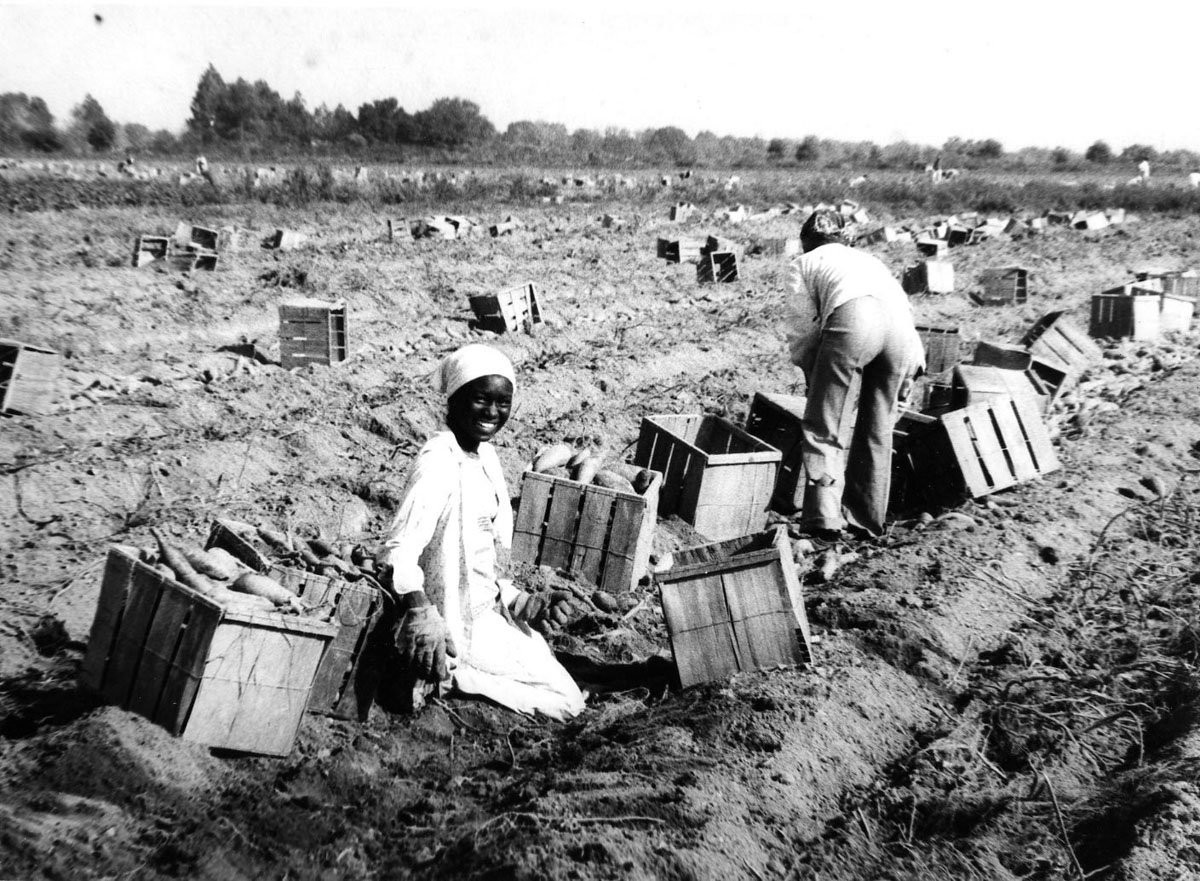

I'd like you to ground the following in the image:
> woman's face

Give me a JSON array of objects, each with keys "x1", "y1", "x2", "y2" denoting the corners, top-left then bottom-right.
[{"x1": 447, "y1": 374, "x2": 513, "y2": 448}]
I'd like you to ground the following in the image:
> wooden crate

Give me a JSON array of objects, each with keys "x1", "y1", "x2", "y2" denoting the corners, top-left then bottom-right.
[
  {"x1": 1161, "y1": 293, "x2": 1195, "y2": 333},
  {"x1": 744, "y1": 391, "x2": 808, "y2": 514},
  {"x1": 205, "y1": 520, "x2": 386, "y2": 721},
  {"x1": 907, "y1": 394, "x2": 1060, "y2": 501},
  {"x1": 916, "y1": 326, "x2": 965, "y2": 375},
  {"x1": 976, "y1": 267, "x2": 1031, "y2": 305},
  {"x1": 1, "y1": 339, "x2": 61, "y2": 416},
  {"x1": 468, "y1": 283, "x2": 543, "y2": 334},
  {"x1": 1156, "y1": 270, "x2": 1200, "y2": 306},
  {"x1": 759, "y1": 237, "x2": 801, "y2": 257},
  {"x1": 915, "y1": 238, "x2": 948, "y2": 258},
  {"x1": 663, "y1": 238, "x2": 702, "y2": 263},
  {"x1": 279, "y1": 299, "x2": 348, "y2": 369},
  {"x1": 1090, "y1": 289, "x2": 1161, "y2": 341},
  {"x1": 511, "y1": 470, "x2": 661, "y2": 594},
  {"x1": 902, "y1": 260, "x2": 954, "y2": 294},
  {"x1": 668, "y1": 203, "x2": 694, "y2": 222},
  {"x1": 972, "y1": 342, "x2": 1069, "y2": 407},
  {"x1": 80, "y1": 548, "x2": 338, "y2": 756},
  {"x1": 1021, "y1": 312, "x2": 1101, "y2": 374},
  {"x1": 633, "y1": 414, "x2": 780, "y2": 541},
  {"x1": 952, "y1": 365, "x2": 1048, "y2": 414},
  {"x1": 658, "y1": 529, "x2": 812, "y2": 689},
  {"x1": 132, "y1": 235, "x2": 170, "y2": 267},
  {"x1": 697, "y1": 251, "x2": 739, "y2": 283}
]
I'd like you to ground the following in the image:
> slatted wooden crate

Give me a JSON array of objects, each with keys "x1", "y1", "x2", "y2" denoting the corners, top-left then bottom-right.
[
  {"x1": 279, "y1": 299, "x2": 348, "y2": 369},
  {"x1": 1161, "y1": 293, "x2": 1195, "y2": 333},
  {"x1": 80, "y1": 548, "x2": 338, "y2": 756},
  {"x1": 697, "y1": 251, "x2": 739, "y2": 283},
  {"x1": 663, "y1": 238, "x2": 703, "y2": 263},
  {"x1": 744, "y1": 392, "x2": 808, "y2": 514},
  {"x1": 132, "y1": 235, "x2": 170, "y2": 267},
  {"x1": 658, "y1": 528, "x2": 812, "y2": 689},
  {"x1": 759, "y1": 237, "x2": 801, "y2": 257},
  {"x1": 915, "y1": 238, "x2": 948, "y2": 258},
  {"x1": 907, "y1": 394, "x2": 1060, "y2": 500},
  {"x1": 916, "y1": 326, "x2": 966, "y2": 375},
  {"x1": 173, "y1": 223, "x2": 219, "y2": 252},
  {"x1": 469, "y1": 283, "x2": 543, "y2": 334},
  {"x1": 634, "y1": 414, "x2": 780, "y2": 541},
  {"x1": 1090, "y1": 288, "x2": 1161, "y2": 341},
  {"x1": 902, "y1": 259, "x2": 954, "y2": 294},
  {"x1": 890, "y1": 409, "x2": 938, "y2": 512},
  {"x1": 1021, "y1": 312, "x2": 1101, "y2": 374},
  {"x1": 1156, "y1": 270, "x2": 1200, "y2": 306},
  {"x1": 972, "y1": 342, "x2": 1069, "y2": 408},
  {"x1": 205, "y1": 520, "x2": 386, "y2": 721},
  {"x1": 976, "y1": 266, "x2": 1032, "y2": 305},
  {"x1": 1, "y1": 339, "x2": 61, "y2": 416},
  {"x1": 668, "y1": 203, "x2": 694, "y2": 222},
  {"x1": 952, "y1": 365, "x2": 1048, "y2": 414},
  {"x1": 511, "y1": 470, "x2": 661, "y2": 594}
]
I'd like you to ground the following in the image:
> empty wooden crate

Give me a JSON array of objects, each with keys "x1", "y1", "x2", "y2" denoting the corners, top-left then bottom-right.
[
  {"x1": 906, "y1": 394, "x2": 1060, "y2": 501},
  {"x1": 512, "y1": 470, "x2": 661, "y2": 594},
  {"x1": 697, "y1": 252, "x2": 739, "y2": 283},
  {"x1": 205, "y1": 519, "x2": 385, "y2": 721},
  {"x1": 658, "y1": 529, "x2": 812, "y2": 689},
  {"x1": 279, "y1": 299, "x2": 348, "y2": 369},
  {"x1": 469, "y1": 283, "x2": 543, "y2": 333},
  {"x1": 902, "y1": 260, "x2": 954, "y2": 294},
  {"x1": 80, "y1": 548, "x2": 338, "y2": 756},
  {"x1": 1021, "y1": 312, "x2": 1101, "y2": 374},
  {"x1": 0, "y1": 339, "x2": 61, "y2": 416},
  {"x1": 663, "y1": 238, "x2": 702, "y2": 263},
  {"x1": 916, "y1": 326, "x2": 966, "y2": 375},
  {"x1": 976, "y1": 266, "x2": 1032, "y2": 305},
  {"x1": 634, "y1": 414, "x2": 780, "y2": 541},
  {"x1": 744, "y1": 392, "x2": 808, "y2": 513},
  {"x1": 1161, "y1": 293, "x2": 1195, "y2": 332},
  {"x1": 1090, "y1": 288, "x2": 1161, "y2": 341}
]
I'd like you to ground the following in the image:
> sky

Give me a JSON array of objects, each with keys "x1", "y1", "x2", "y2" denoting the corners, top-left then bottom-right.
[{"x1": 2, "y1": 0, "x2": 1199, "y2": 153}]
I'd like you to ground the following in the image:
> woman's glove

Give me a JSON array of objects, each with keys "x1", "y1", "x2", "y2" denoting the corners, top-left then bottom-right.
[{"x1": 395, "y1": 603, "x2": 457, "y2": 681}]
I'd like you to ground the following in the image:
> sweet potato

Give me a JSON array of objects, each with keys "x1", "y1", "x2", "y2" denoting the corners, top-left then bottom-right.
[
  {"x1": 591, "y1": 469, "x2": 636, "y2": 494},
  {"x1": 607, "y1": 462, "x2": 654, "y2": 494},
  {"x1": 231, "y1": 572, "x2": 305, "y2": 613},
  {"x1": 203, "y1": 547, "x2": 251, "y2": 578},
  {"x1": 256, "y1": 524, "x2": 292, "y2": 553},
  {"x1": 308, "y1": 537, "x2": 336, "y2": 558},
  {"x1": 151, "y1": 529, "x2": 216, "y2": 594},
  {"x1": 532, "y1": 443, "x2": 573, "y2": 473},
  {"x1": 181, "y1": 546, "x2": 238, "y2": 581},
  {"x1": 572, "y1": 456, "x2": 602, "y2": 486},
  {"x1": 207, "y1": 586, "x2": 276, "y2": 612},
  {"x1": 566, "y1": 447, "x2": 592, "y2": 468}
]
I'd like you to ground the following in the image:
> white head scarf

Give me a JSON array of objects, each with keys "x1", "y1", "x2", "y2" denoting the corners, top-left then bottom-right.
[{"x1": 435, "y1": 343, "x2": 516, "y2": 399}]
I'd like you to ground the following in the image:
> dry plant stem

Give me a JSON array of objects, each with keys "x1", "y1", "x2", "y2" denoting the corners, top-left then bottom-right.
[{"x1": 1039, "y1": 769, "x2": 1086, "y2": 880}]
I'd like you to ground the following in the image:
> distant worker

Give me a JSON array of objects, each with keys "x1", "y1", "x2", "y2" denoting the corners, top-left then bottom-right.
[
  {"x1": 931, "y1": 154, "x2": 943, "y2": 183},
  {"x1": 785, "y1": 210, "x2": 926, "y2": 541},
  {"x1": 1138, "y1": 158, "x2": 1151, "y2": 184},
  {"x1": 195, "y1": 155, "x2": 217, "y2": 189}
]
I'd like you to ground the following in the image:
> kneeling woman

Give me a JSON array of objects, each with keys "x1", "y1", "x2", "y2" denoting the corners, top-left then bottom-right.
[{"x1": 379, "y1": 344, "x2": 585, "y2": 720}]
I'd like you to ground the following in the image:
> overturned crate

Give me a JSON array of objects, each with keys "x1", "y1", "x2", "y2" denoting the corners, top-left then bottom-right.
[
  {"x1": 1090, "y1": 287, "x2": 1161, "y2": 341},
  {"x1": 512, "y1": 469, "x2": 661, "y2": 594},
  {"x1": 658, "y1": 528, "x2": 813, "y2": 689},
  {"x1": 952, "y1": 364, "x2": 1050, "y2": 414},
  {"x1": 132, "y1": 235, "x2": 170, "y2": 267},
  {"x1": 905, "y1": 394, "x2": 1060, "y2": 502},
  {"x1": 1161, "y1": 292, "x2": 1195, "y2": 333},
  {"x1": 972, "y1": 341, "x2": 1070, "y2": 406},
  {"x1": 697, "y1": 251, "x2": 739, "y2": 283},
  {"x1": 1, "y1": 339, "x2": 61, "y2": 416},
  {"x1": 634, "y1": 414, "x2": 780, "y2": 541},
  {"x1": 975, "y1": 266, "x2": 1032, "y2": 305},
  {"x1": 80, "y1": 547, "x2": 338, "y2": 756},
  {"x1": 902, "y1": 260, "x2": 954, "y2": 294},
  {"x1": 757, "y1": 237, "x2": 801, "y2": 257},
  {"x1": 915, "y1": 326, "x2": 967, "y2": 375},
  {"x1": 279, "y1": 298, "x2": 348, "y2": 369},
  {"x1": 1021, "y1": 312, "x2": 1101, "y2": 375},
  {"x1": 744, "y1": 391, "x2": 808, "y2": 514},
  {"x1": 205, "y1": 520, "x2": 386, "y2": 721},
  {"x1": 662, "y1": 238, "x2": 703, "y2": 264},
  {"x1": 468, "y1": 282, "x2": 543, "y2": 334}
]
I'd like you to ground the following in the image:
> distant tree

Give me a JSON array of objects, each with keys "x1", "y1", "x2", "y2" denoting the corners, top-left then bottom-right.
[
  {"x1": 973, "y1": 138, "x2": 1003, "y2": 159},
  {"x1": 313, "y1": 103, "x2": 357, "y2": 143},
  {"x1": 794, "y1": 135, "x2": 821, "y2": 162},
  {"x1": 570, "y1": 127, "x2": 601, "y2": 158},
  {"x1": 0, "y1": 92, "x2": 56, "y2": 150},
  {"x1": 414, "y1": 97, "x2": 495, "y2": 148},
  {"x1": 1085, "y1": 140, "x2": 1113, "y2": 164},
  {"x1": 122, "y1": 123, "x2": 152, "y2": 152},
  {"x1": 150, "y1": 129, "x2": 178, "y2": 153},
  {"x1": 187, "y1": 64, "x2": 226, "y2": 143},
  {"x1": 1051, "y1": 146, "x2": 1072, "y2": 166},
  {"x1": 767, "y1": 138, "x2": 788, "y2": 159},
  {"x1": 1121, "y1": 143, "x2": 1158, "y2": 163},
  {"x1": 72, "y1": 94, "x2": 116, "y2": 151},
  {"x1": 357, "y1": 98, "x2": 411, "y2": 144},
  {"x1": 643, "y1": 126, "x2": 695, "y2": 165}
]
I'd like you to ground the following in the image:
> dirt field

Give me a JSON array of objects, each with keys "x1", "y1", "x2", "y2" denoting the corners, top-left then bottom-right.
[{"x1": 3, "y1": 183, "x2": 1200, "y2": 880}]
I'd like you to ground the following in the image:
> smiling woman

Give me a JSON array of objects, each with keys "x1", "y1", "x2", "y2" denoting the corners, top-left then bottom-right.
[{"x1": 377, "y1": 344, "x2": 585, "y2": 720}]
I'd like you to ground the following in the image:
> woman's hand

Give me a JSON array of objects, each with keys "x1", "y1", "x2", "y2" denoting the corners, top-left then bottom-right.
[
  {"x1": 395, "y1": 604, "x2": 457, "y2": 681},
  {"x1": 508, "y1": 590, "x2": 547, "y2": 625}
]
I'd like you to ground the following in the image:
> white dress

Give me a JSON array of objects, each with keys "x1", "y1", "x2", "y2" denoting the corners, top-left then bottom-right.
[{"x1": 381, "y1": 431, "x2": 585, "y2": 720}]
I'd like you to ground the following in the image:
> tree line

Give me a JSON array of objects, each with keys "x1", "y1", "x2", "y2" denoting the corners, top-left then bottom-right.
[{"x1": 0, "y1": 64, "x2": 1192, "y2": 171}]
